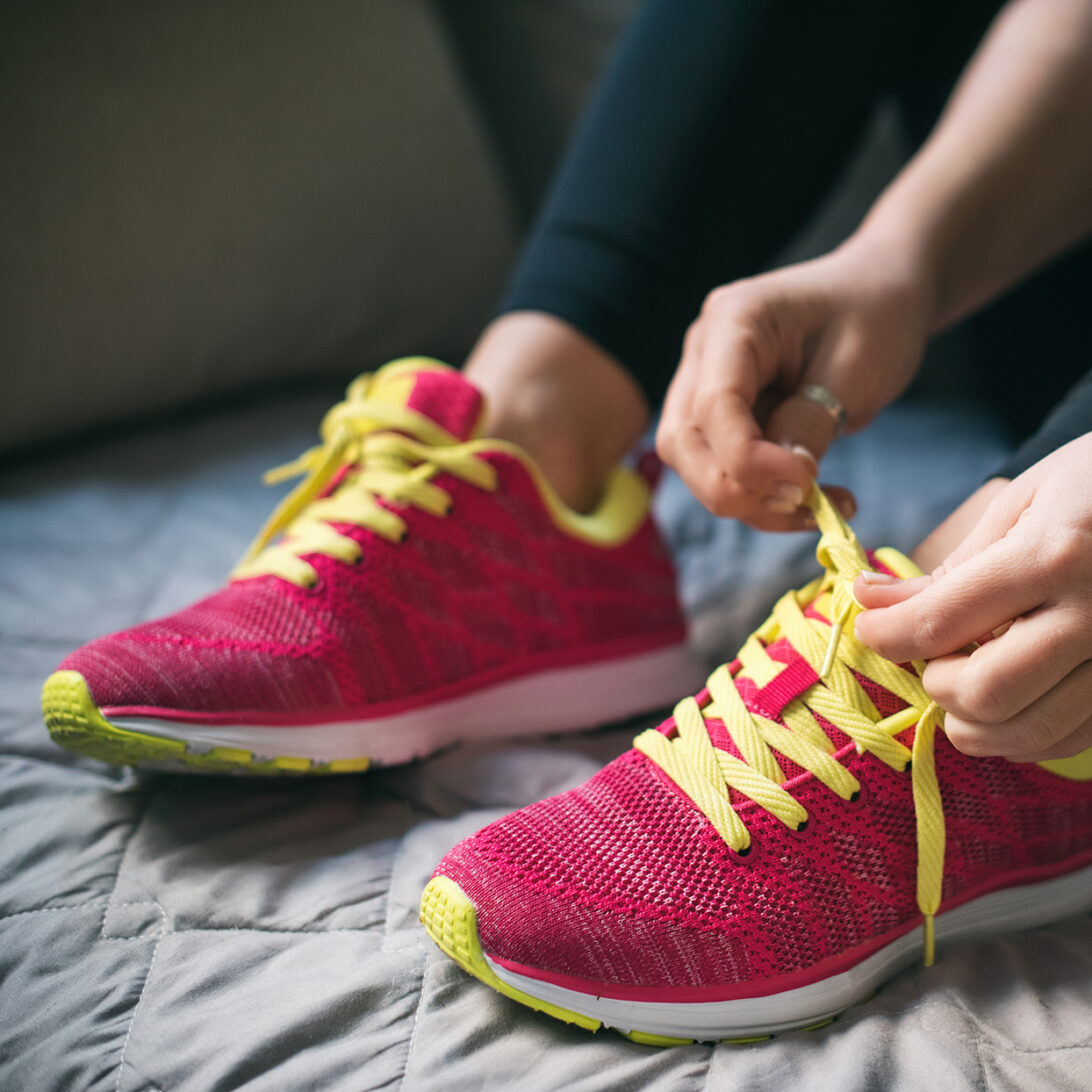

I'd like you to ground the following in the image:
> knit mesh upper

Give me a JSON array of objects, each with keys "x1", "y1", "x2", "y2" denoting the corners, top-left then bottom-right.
[
  {"x1": 58, "y1": 368, "x2": 685, "y2": 718},
  {"x1": 437, "y1": 619, "x2": 1092, "y2": 993}
]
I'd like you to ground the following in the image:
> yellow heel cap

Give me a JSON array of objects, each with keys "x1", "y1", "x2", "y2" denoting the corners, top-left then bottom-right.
[{"x1": 41, "y1": 670, "x2": 370, "y2": 776}]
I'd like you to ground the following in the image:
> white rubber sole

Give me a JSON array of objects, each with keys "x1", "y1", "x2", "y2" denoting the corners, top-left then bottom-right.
[
  {"x1": 108, "y1": 641, "x2": 705, "y2": 766},
  {"x1": 485, "y1": 862, "x2": 1092, "y2": 1040}
]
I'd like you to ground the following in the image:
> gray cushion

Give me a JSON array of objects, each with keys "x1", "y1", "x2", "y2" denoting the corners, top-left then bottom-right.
[
  {"x1": 1, "y1": 390, "x2": 1088, "y2": 1090},
  {"x1": 0, "y1": 0, "x2": 515, "y2": 451}
]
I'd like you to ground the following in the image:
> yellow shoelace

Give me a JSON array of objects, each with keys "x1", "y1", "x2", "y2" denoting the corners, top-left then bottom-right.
[
  {"x1": 231, "y1": 374, "x2": 497, "y2": 587},
  {"x1": 635, "y1": 486, "x2": 947, "y2": 964}
]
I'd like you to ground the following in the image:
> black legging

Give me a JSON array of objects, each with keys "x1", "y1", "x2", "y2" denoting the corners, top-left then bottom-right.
[{"x1": 497, "y1": 0, "x2": 1092, "y2": 479}]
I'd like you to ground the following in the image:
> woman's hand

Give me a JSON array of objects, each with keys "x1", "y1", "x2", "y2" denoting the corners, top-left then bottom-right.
[
  {"x1": 655, "y1": 238, "x2": 934, "y2": 530},
  {"x1": 855, "y1": 435, "x2": 1092, "y2": 761}
]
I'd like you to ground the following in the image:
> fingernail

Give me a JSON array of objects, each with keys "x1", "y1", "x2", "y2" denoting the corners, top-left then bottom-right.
[
  {"x1": 775, "y1": 481, "x2": 805, "y2": 506},
  {"x1": 836, "y1": 497, "x2": 857, "y2": 519},
  {"x1": 782, "y1": 442, "x2": 819, "y2": 474},
  {"x1": 858, "y1": 571, "x2": 898, "y2": 585},
  {"x1": 764, "y1": 496, "x2": 798, "y2": 515}
]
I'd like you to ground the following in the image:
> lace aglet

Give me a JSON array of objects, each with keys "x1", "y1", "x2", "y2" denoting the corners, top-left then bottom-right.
[
  {"x1": 922, "y1": 913, "x2": 936, "y2": 967},
  {"x1": 820, "y1": 619, "x2": 843, "y2": 678},
  {"x1": 264, "y1": 460, "x2": 304, "y2": 486},
  {"x1": 263, "y1": 443, "x2": 327, "y2": 486}
]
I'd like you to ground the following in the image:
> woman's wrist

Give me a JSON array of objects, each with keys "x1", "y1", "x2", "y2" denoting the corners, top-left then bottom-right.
[
  {"x1": 835, "y1": 225, "x2": 942, "y2": 329},
  {"x1": 911, "y1": 477, "x2": 1010, "y2": 573}
]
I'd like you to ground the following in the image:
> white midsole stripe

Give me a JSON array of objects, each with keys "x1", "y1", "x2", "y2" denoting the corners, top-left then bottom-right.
[
  {"x1": 487, "y1": 862, "x2": 1092, "y2": 1039},
  {"x1": 108, "y1": 642, "x2": 705, "y2": 765}
]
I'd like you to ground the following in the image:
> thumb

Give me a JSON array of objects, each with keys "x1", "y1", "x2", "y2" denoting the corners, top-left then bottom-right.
[{"x1": 764, "y1": 379, "x2": 846, "y2": 474}]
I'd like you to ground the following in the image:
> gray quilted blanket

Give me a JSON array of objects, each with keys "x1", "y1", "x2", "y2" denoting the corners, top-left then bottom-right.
[{"x1": 3, "y1": 389, "x2": 1090, "y2": 1090}]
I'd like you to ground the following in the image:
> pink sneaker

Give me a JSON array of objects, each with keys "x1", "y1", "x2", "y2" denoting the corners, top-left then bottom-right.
[
  {"x1": 421, "y1": 487, "x2": 1092, "y2": 1044},
  {"x1": 42, "y1": 358, "x2": 701, "y2": 774}
]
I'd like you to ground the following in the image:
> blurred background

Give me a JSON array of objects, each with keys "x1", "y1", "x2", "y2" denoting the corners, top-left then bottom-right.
[
  {"x1": 0, "y1": 0, "x2": 912, "y2": 457},
  {"x1": 6, "y1": 13, "x2": 1086, "y2": 1091}
]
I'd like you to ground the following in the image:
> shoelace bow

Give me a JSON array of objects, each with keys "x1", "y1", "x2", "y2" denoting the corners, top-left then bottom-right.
[
  {"x1": 231, "y1": 374, "x2": 496, "y2": 586},
  {"x1": 635, "y1": 485, "x2": 947, "y2": 965}
]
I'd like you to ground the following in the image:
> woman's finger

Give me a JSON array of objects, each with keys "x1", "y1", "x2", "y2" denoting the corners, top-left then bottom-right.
[
  {"x1": 763, "y1": 330, "x2": 859, "y2": 471},
  {"x1": 922, "y1": 607, "x2": 1090, "y2": 725},
  {"x1": 854, "y1": 573, "x2": 932, "y2": 609},
  {"x1": 692, "y1": 300, "x2": 813, "y2": 504},
  {"x1": 942, "y1": 657, "x2": 1092, "y2": 759},
  {"x1": 763, "y1": 387, "x2": 843, "y2": 477},
  {"x1": 822, "y1": 485, "x2": 857, "y2": 521},
  {"x1": 655, "y1": 327, "x2": 701, "y2": 469},
  {"x1": 854, "y1": 530, "x2": 1047, "y2": 662},
  {"x1": 668, "y1": 423, "x2": 819, "y2": 530},
  {"x1": 1004, "y1": 715, "x2": 1092, "y2": 763}
]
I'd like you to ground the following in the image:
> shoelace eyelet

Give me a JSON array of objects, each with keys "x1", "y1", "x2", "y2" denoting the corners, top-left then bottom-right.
[
  {"x1": 844, "y1": 783, "x2": 868, "y2": 809},
  {"x1": 635, "y1": 485, "x2": 946, "y2": 969},
  {"x1": 303, "y1": 576, "x2": 325, "y2": 594},
  {"x1": 789, "y1": 818, "x2": 814, "y2": 840},
  {"x1": 728, "y1": 837, "x2": 759, "y2": 866}
]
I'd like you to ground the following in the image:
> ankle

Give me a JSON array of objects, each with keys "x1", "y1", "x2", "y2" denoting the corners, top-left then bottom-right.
[
  {"x1": 464, "y1": 313, "x2": 651, "y2": 512},
  {"x1": 487, "y1": 406, "x2": 614, "y2": 514}
]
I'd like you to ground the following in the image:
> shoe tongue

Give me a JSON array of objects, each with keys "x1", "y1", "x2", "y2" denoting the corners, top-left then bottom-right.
[
  {"x1": 367, "y1": 357, "x2": 486, "y2": 442},
  {"x1": 717, "y1": 545, "x2": 922, "y2": 772}
]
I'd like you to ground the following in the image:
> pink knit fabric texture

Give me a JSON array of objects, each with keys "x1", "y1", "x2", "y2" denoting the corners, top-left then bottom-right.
[
  {"x1": 404, "y1": 369, "x2": 484, "y2": 440},
  {"x1": 436, "y1": 607, "x2": 1092, "y2": 992},
  {"x1": 59, "y1": 370, "x2": 685, "y2": 718}
]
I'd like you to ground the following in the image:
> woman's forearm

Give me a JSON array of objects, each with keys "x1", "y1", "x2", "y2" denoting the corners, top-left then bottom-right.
[{"x1": 854, "y1": 0, "x2": 1092, "y2": 330}]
